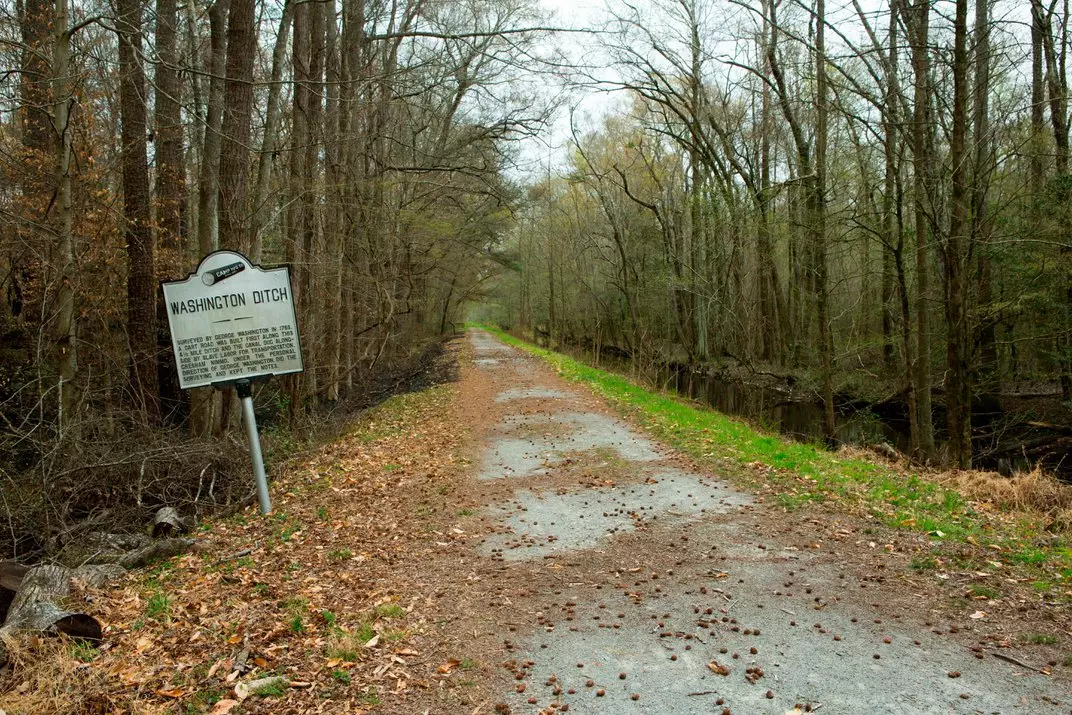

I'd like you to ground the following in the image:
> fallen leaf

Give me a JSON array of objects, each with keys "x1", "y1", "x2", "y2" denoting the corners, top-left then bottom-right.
[
  {"x1": 970, "y1": 610, "x2": 987, "y2": 619},
  {"x1": 208, "y1": 700, "x2": 239, "y2": 715},
  {"x1": 154, "y1": 688, "x2": 185, "y2": 698},
  {"x1": 437, "y1": 659, "x2": 462, "y2": 674}
]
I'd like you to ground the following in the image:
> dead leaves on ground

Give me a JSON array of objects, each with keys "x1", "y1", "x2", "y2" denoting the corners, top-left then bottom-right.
[{"x1": 0, "y1": 386, "x2": 475, "y2": 714}]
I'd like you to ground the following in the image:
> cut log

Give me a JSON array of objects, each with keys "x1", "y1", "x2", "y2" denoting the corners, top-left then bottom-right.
[
  {"x1": 0, "y1": 563, "x2": 110, "y2": 667},
  {"x1": 152, "y1": 506, "x2": 188, "y2": 537}
]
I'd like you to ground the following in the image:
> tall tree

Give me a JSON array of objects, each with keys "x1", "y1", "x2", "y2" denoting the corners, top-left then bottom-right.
[
  {"x1": 217, "y1": 0, "x2": 256, "y2": 253},
  {"x1": 943, "y1": 0, "x2": 971, "y2": 468},
  {"x1": 116, "y1": 0, "x2": 158, "y2": 416},
  {"x1": 904, "y1": 0, "x2": 936, "y2": 458}
]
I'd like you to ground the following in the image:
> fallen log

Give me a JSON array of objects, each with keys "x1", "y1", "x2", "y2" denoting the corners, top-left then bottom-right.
[
  {"x1": 117, "y1": 537, "x2": 195, "y2": 569},
  {"x1": 0, "y1": 563, "x2": 122, "y2": 667}
]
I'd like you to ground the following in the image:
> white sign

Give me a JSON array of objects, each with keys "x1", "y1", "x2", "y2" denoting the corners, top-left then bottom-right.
[{"x1": 162, "y1": 251, "x2": 304, "y2": 389}]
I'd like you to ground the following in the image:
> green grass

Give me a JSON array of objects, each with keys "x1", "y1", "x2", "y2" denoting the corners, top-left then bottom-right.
[
  {"x1": 1025, "y1": 633, "x2": 1059, "y2": 645},
  {"x1": 145, "y1": 591, "x2": 171, "y2": 622},
  {"x1": 375, "y1": 603, "x2": 405, "y2": 619},
  {"x1": 456, "y1": 508, "x2": 474, "y2": 517},
  {"x1": 354, "y1": 621, "x2": 376, "y2": 642},
  {"x1": 968, "y1": 584, "x2": 1001, "y2": 599},
  {"x1": 479, "y1": 325, "x2": 1072, "y2": 587},
  {"x1": 331, "y1": 669, "x2": 351, "y2": 684},
  {"x1": 910, "y1": 555, "x2": 938, "y2": 571},
  {"x1": 328, "y1": 548, "x2": 353, "y2": 560},
  {"x1": 69, "y1": 641, "x2": 99, "y2": 663}
]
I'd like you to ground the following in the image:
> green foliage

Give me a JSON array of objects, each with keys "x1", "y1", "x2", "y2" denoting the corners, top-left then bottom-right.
[
  {"x1": 69, "y1": 641, "x2": 99, "y2": 663},
  {"x1": 968, "y1": 585, "x2": 1001, "y2": 599}
]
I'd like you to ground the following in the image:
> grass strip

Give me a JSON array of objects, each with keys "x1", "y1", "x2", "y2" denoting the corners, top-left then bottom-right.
[{"x1": 477, "y1": 325, "x2": 1071, "y2": 589}]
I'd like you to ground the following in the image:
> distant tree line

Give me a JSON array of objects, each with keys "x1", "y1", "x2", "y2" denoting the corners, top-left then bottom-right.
[{"x1": 493, "y1": 0, "x2": 1072, "y2": 469}]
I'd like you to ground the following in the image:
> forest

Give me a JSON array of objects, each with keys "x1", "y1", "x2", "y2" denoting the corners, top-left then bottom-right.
[
  {"x1": 1, "y1": 0, "x2": 1071, "y2": 563},
  {"x1": 1, "y1": 0, "x2": 549, "y2": 559},
  {"x1": 487, "y1": 0, "x2": 1072, "y2": 475}
]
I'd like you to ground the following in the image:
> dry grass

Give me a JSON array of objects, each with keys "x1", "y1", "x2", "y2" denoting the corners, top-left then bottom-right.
[
  {"x1": 0, "y1": 634, "x2": 117, "y2": 714},
  {"x1": 938, "y1": 466, "x2": 1072, "y2": 532}
]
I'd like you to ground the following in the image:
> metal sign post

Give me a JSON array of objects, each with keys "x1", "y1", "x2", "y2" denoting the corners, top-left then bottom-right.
[
  {"x1": 161, "y1": 251, "x2": 304, "y2": 516},
  {"x1": 235, "y1": 379, "x2": 271, "y2": 514}
]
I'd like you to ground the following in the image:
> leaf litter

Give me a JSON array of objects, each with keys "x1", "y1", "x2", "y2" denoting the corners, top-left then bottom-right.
[{"x1": 0, "y1": 343, "x2": 502, "y2": 714}]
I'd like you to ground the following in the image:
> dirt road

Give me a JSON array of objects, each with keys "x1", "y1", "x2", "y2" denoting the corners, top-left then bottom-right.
[{"x1": 458, "y1": 330, "x2": 1069, "y2": 714}]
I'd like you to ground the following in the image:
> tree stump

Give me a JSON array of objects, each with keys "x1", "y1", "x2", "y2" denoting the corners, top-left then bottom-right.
[{"x1": 0, "y1": 563, "x2": 121, "y2": 667}]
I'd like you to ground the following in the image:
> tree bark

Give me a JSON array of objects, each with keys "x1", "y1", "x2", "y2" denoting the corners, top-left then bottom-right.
[
  {"x1": 905, "y1": 0, "x2": 936, "y2": 458},
  {"x1": 117, "y1": 0, "x2": 158, "y2": 418},
  {"x1": 196, "y1": 0, "x2": 228, "y2": 258},
  {"x1": 250, "y1": 0, "x2": 294, "y2": 262},
  {"x1": 814, "y1": 0, "x2": 835, "y2": 442},
  {"x1": 944, "y1": 0, "x2": 972, "y2": 468},
  {"x1": 217, "y1": 0, "x2": 256, "y2": 254},
  {"x1": 51, "y1": 0, "x2": 77, "y2": 429},
  {"x1": 154, "y1": 0, "x2": 185, "y2": 419},
  {"x1": 973, "y1": 0, "x2": 997, "y2": 391}
]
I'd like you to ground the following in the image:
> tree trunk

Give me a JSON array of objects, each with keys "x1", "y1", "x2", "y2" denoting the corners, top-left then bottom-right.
[
  {"x1": 815, "y1": 0, "x2": 835, "y2": 442},
  {"x1": 154, "y1": 0, "x2": 184, "y2": 420},
  {"x1": 249, "y1": 0, "x2": 294, "y2": 262},
  {"x1": 944, "y1": 0, "x2": 972, "y2": 468},
  {"x1": 217, "y1": 0, "x2": 256, "y2": 254},
  {"x1": 973, "y1": 0, "x2": 997, "y2": 391},
  {"x1": 51, "y1": 0, "x2": 77, "y2": 429},
  {"x1": 117, "y1": 0, "x2": 158, "y2": 419},
  {"x1": 196, "y1": 0, "x2": 227, "y2": 258},
  {"x1": 905, "y1": 0, "x2": 936, "y2": 458}
]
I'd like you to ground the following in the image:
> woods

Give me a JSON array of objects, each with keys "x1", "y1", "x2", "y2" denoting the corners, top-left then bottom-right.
[
  {"x1": 1, "y1": 0, "x2": 1069, "y2": 567},
  {"x1": 490, "y1": 0, "x2": 1072, "y2": 470},
  {"x1": 0, "y1": 0, "x2": 550, "y2": 559}
]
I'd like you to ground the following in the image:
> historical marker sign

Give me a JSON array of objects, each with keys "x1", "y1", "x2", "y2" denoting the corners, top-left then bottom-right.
[{"x1": 162, "y1": 250, "x2": 303, "y2": 389}]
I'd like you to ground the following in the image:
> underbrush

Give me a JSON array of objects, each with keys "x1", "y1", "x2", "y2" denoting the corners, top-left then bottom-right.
[
  {"x1": 481, "y1": 325, "x2": 1072, "y2": 591},
  {"x1": 0, "y1": 336, "x2": 456, "y2": 563}
]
